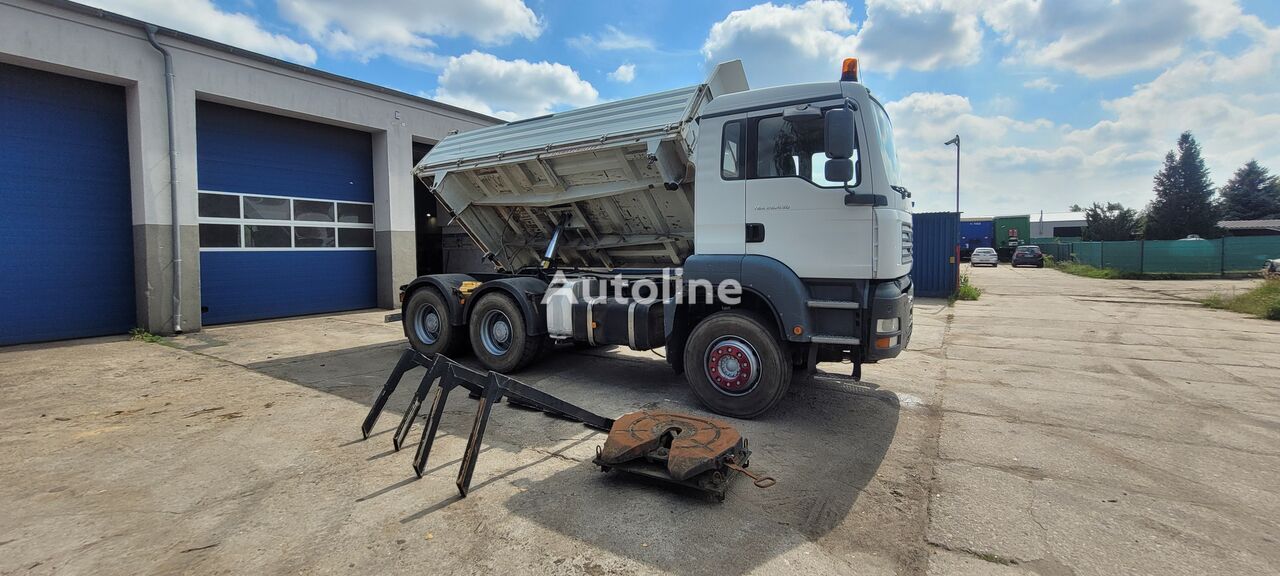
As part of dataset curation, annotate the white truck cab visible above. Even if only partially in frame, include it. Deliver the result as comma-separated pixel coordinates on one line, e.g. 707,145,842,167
403,59,913,418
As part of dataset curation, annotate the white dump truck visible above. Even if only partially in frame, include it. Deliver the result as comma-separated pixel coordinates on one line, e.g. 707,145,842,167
403,59,913,418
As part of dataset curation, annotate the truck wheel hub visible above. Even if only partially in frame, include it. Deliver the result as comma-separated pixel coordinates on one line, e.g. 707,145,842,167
706,339,759,395
416,304,441,344
480,309,513,356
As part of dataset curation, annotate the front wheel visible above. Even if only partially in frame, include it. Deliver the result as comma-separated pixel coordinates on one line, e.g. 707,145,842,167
683,310,792,419
468,292,544,373
404,288,467,357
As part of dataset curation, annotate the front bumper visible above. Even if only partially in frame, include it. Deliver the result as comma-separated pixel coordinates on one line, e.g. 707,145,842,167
866,276,913,362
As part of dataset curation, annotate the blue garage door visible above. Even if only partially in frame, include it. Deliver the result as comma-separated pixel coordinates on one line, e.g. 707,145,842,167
196,101,376,325
0,63,135,346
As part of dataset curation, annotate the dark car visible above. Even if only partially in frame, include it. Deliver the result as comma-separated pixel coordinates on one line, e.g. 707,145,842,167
1012,245,1044,268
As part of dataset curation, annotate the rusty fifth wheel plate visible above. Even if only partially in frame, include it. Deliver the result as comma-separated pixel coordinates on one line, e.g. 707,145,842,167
597,411,744,481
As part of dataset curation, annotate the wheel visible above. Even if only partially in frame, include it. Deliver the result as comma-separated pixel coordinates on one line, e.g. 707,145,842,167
404,288,467,357
1037,262,1044,268
468,292,543,373
682,310,792,419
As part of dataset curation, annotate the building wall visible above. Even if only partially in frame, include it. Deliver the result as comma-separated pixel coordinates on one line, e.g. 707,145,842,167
0,0,497,335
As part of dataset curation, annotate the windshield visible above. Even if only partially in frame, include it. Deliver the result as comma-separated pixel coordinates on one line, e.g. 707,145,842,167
870,99,901,186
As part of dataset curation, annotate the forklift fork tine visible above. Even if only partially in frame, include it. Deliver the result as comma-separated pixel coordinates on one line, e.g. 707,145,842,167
412,377,457,477
456,373,505,496
392,355,448,451
360,349,419,439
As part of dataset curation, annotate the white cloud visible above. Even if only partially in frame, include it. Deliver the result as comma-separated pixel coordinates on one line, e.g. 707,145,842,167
278,0,540,67
84,0,317,64
433,52,599,121
888,19,1280,215
1022,77,1059,92
854,0,983,73
569,25,655,52
702,1,859,86
981,0,1248,77
608,63,636,83
701,0,982,87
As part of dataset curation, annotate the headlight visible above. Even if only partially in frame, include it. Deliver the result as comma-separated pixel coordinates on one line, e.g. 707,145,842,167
876,318,899,333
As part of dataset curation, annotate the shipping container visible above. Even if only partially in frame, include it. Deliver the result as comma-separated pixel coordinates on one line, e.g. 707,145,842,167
959,220,994,259
913,212,960,298
994,215,1031,260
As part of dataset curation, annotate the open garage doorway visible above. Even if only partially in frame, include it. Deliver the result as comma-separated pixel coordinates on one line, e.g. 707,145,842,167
413,142,444,276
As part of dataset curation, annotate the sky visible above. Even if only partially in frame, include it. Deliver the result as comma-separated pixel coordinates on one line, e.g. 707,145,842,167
83,0,1280,216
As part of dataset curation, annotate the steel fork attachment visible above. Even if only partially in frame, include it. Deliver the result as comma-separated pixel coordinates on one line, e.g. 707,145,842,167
360,348,614,497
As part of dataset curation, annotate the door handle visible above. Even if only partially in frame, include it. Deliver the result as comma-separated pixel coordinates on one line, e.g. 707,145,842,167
745,223,765,243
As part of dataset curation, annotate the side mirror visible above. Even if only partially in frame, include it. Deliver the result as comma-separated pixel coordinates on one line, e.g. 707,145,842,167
825,158,853,183
825,108,854,159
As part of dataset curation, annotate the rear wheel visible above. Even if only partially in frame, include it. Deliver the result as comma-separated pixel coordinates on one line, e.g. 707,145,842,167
404,288,467,357
683,310,791,419
468,292,543,373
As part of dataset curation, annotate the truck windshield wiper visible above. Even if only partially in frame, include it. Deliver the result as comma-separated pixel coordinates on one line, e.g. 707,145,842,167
890,185,910,198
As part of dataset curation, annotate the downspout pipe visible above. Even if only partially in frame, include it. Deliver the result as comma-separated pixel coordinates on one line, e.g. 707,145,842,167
145,25,183,333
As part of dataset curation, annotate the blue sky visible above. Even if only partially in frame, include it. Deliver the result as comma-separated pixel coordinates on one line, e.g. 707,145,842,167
86,0,1280,215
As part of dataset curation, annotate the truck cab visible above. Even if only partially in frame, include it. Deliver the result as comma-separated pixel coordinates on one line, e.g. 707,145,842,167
402,59,912,418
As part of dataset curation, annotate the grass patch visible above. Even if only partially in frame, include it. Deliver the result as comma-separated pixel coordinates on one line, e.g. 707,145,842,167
952,273,982,303
1051,261,1225,280
1202,279,1280,320
1054,261,1137,279
129,327,165,343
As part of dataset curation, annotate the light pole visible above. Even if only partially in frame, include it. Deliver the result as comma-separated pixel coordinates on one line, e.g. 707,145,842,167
944,135,960,213
944,135,961,294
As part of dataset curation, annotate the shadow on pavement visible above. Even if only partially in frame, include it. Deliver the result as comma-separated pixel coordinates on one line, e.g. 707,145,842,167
241,342,898,574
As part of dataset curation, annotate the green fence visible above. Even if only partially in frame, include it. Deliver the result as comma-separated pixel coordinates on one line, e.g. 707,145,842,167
1047,237,1280,274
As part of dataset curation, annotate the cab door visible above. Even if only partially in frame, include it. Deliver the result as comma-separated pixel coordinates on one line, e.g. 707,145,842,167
692,115,748,256
743,103,874,280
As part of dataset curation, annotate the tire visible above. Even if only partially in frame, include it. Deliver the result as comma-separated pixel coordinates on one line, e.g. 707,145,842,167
404,288,467,357
1037,262,1044,268
682,310,792,419
468,292,543,373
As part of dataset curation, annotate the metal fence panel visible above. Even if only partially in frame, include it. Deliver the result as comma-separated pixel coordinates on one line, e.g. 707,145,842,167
1046,243,1071,262
1223,236,1280,272
1074,242,1103,268
1142,239,1221,274
1101,240,1142,272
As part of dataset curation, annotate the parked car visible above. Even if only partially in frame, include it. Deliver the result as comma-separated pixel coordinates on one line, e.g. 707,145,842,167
971,247,998,267
1264,258,1280,279
1012,245,1044,267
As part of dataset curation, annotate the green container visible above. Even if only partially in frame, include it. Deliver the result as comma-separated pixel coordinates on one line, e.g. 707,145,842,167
994,215,1031,250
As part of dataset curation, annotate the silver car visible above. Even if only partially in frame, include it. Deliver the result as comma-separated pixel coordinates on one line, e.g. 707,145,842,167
970,247,998,267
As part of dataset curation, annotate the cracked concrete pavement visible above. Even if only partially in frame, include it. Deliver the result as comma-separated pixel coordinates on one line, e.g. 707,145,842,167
926,264,1279,575
0,264,1276,574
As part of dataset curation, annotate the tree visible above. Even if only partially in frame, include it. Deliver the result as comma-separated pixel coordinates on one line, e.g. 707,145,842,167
1082,202,1139,241
1143,131,1220,240
1218,160,1280,221
1069,204,1084,212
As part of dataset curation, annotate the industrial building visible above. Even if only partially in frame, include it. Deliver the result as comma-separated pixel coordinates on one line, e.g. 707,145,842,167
0,0,498,346
1031,211,1087,239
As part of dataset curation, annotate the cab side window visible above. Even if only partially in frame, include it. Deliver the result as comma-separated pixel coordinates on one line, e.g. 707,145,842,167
721,120,744,180
748,113,859,187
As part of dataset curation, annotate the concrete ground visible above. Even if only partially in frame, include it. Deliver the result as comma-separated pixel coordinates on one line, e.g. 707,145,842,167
1,266,1277,575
